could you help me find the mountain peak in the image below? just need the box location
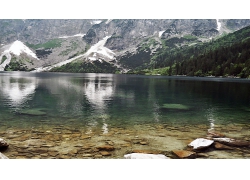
[5,40,38,59]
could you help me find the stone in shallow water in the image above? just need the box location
[214,142,234,150]
[172,150,196,159]
[48,151,59,157]
[188,138,214,150]
[132,149,161,154]
[124,153,169,159]
[19,108,47,116]
[162,103,190,110]
[94,155,102,158]
[213,138,250,147]
[100,151,111,156]
[96,145,115,151]
[207,131,225,138]
[140,141,148,145]
[82,154,93,157]
[0,138,9,148]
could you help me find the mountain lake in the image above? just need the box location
[0,71,250,159]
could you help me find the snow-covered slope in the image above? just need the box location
[0,40,39,71]
[216,19,221,31]
[32,36,116,72]
[3,40,38,59]
[83,36,115,62]
[59,33,86,39]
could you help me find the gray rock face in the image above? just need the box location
[1,19,250,71]
[0,19,94,44]
[1,19,249,47]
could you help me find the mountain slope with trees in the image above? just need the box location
[129,25,250,78]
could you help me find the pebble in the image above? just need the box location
[100,151,111,156]
[140,141,148,145]
[94,155,102,158]
[40,153,48,157]
[82,154,92,157]
[48,151,59,157]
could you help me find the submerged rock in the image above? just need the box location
[0,138,9,148]
[0,152,9,159]
[124,153,169,159]
[100,151,111,156]
[207,132,225,138]
[213,138,250,147]
[188,138,214,150]
[20,108,46,116]
[172,150,196,159]
[96,145,115,151]
[214,142,234,150]
[132,149,162,154]
[161,103,190,110]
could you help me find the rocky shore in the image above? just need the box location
[1,122,250,159]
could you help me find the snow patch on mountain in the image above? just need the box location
[106,19,112,24]
[0,40,38,71]
[32,36,116,72]
[84,36,115,61]
[4,40,38,59]
[216,19,221,31]
[159,30,165,37]
[59,33,85,39]
[91,20,102,25]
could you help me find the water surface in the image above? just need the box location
[0,72,250,159]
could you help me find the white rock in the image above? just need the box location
[0,152,9,159]
[124,153,169,159]
[188,138,214,149]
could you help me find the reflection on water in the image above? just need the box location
[0,75,36,110]
[206,107,216,133]
[0,72,250,132]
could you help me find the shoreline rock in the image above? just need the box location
[172,150,196,159]
[214,142,234,150]
[124,153,169,159]
[0,138,9,149]
[213,138,250,147]
[0,152,9,159]
[96,145,115,151]
[188,138,214,150]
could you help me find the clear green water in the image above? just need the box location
[1,71,249,129]
[0,71,250,158]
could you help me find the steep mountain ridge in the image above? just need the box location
[0,19,250,73]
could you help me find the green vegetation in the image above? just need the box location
[4,57,34,71]
[50,60,118,73]
[1,55,7,64]
[129,25,250,78]
[183,35,198,40]
[138,38,158,52]
[26,39,63,49]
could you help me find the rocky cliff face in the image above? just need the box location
[1,19,250,72]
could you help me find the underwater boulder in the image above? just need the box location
[19,108,47,116]
[161,103,190,110]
